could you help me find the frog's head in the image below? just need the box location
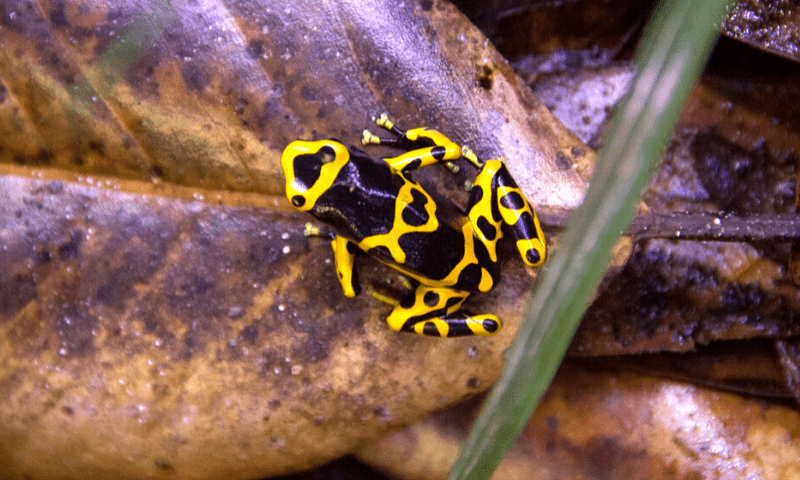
[281,140,350,212]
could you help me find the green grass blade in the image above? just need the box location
[449,1,733,478]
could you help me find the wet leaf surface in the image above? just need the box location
[723,0,800,62]
[2,0,800,479]
[0,0,592,478]
[358,360,800,480]
[0,173,537,479]
[0,0,592,206]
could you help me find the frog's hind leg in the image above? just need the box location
[386,285,500,337]
[467,159,547,268]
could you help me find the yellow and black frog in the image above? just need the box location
[280,114,546,337]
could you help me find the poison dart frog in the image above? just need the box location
[280,114,546,337]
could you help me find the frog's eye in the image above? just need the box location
[318,145,336,164]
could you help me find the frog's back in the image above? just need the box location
[307,147,496,291]
[389,206,498,291]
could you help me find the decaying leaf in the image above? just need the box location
[0,0,592,478]
[0,0,592,206]
[357,360,800,480]
[2,0,800,478]
[0,173,545,479]
[723,0,800,62]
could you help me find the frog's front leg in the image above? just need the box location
[467,159,547,268]
[331,235,361,297]
[386,285,500,337]
[362,113,464,173]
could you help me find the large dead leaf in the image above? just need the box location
[723,0,800,62]
[0,0,591,206]
[358,360,800,479]
[3,0,800,478]
[0,0,591,478]
[0,174,542,479]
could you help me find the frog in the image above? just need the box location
[280,114,546,337]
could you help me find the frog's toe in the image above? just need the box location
[362,129,381,145]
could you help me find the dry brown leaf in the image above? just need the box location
[724,0,800,62]
[358,360,800,480]
[0,0,591,478]
[3,0,800,478]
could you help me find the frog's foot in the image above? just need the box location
[303,222,334,239]
[386,285,501,337]
[460,145,484,169]
[362,114,465,173]
[362,113,406,144]
[363,113,458,153]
